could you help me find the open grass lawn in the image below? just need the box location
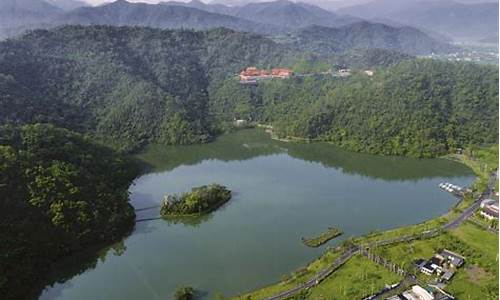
[233,249,342,300]
[446,222,499,300]
[305,255,401,300]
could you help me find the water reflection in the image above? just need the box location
[37,129,474,300]
[138,129,472,181]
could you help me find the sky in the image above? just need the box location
[81,0,350,6]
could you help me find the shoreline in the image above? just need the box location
[233,151,491,300]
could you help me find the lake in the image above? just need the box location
[39,129,474,300]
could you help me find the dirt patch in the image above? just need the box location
[465,265,490,283]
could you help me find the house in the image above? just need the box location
[419,250,464,276]
[480,199,496,208]
[441,269,455,282]
[480,199,499,220]
[438,250,465,268]
[429,257,444,274]
[421,261,437,275]
[338,68,351,76]
[415,258,426,269]
[234,119,247,127]
[402,285,435,300]
[481,205,499,220]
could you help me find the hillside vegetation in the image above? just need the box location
[0,124,139,300]
[0,26,496,158]
[210,59,498,157]
[161,184,232,216]
[0,25,293,151]
[286,22,455,55]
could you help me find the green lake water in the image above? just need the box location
[39,129,474,300]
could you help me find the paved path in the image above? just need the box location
[443,171,497,230]
[264,246,359,300]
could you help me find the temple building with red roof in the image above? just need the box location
[239,67,293,83]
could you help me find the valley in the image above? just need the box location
[0,1,498,299]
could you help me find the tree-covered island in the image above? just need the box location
[160,184,232,217]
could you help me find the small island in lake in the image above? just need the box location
[160,184,232,217]
[301,227,343,248]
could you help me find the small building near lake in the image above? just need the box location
[480,199,499,220]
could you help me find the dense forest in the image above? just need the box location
[161,184,232,216]
[0,124,139,300]
[0,25,296,151]
[1,26,497,157]
[209,59,498,157]
[284,22,455,56]
[0,25,416,153]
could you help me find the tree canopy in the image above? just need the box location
[0,123,139,300]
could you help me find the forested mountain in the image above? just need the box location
[46,0,88,11]
[330,48,412,69]
[56,0,282,34]
[0,124,139,300]
[230,0,359,28]
[0,0,458,56]
[285,22,455,55]
[1,25,495,157]
[338,0,499,42]
[164,0,236,15]
[0,0,62,39]
[0,26,293,151]
[209,59,498,157]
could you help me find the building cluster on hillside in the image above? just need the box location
[239,67,293,84]
[480,199,499,220]
[415,249,464,282]
[386,285,454,300]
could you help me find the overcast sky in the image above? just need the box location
[82,0,170,4]
[81,0,348,5]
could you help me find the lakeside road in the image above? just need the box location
[443,171,497,230]
[264,246,360,300]
[262,171,498,300]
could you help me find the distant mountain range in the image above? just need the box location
[228,0,358,28]
[46,0,88,11]
[164,0,359,28]
[0,0,474,54]
[338,0,499,42]
[286,22,456,55]
[56,0,282,33]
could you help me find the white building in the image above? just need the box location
[402,285,435,300]
[480,199,499,220]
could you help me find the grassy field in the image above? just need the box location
[304,255,401,300]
